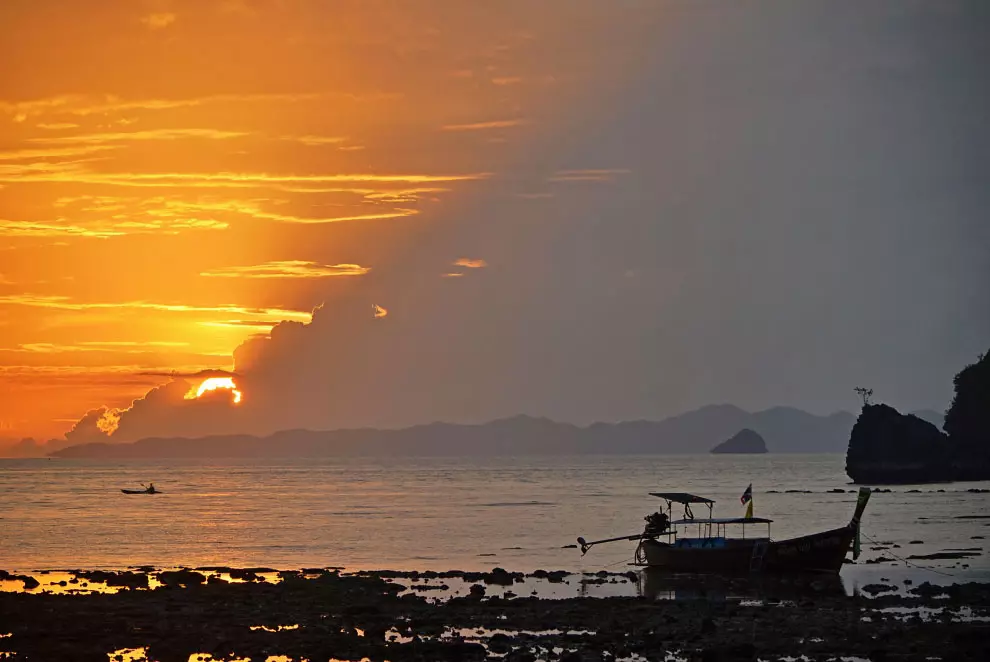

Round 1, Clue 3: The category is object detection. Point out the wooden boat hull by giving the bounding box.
[638,525,855,574]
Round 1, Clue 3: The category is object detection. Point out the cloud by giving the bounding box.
[548,169,630,182]
[61,378,245,445]
[491,77,522,86]
[0,293,312,322]
[0,146,115,161]
[284,135,349,146]
[453,258,488,269]
[36,123,80,130]
[199,320,280,332]
[235,207,419,225]
[11,341,190,354]
[441,272,464,278]
[361,187,450,202]
[0,93,324,120]
[0,215,228,238]
[0,219,125,238]
[125,198,420,225]
[0,168,490,189]
[141,13,177,30]
[201,261,370,279]
[53,302,392,443]
[442,119,527,131]
[32,128,248,144]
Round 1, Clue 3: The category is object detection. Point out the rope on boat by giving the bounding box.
[860,531,957,578]
[603,556,635,569]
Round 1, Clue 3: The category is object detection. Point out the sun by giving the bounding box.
[185,376,243,404]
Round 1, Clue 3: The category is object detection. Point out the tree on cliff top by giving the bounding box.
[944,349,990,476]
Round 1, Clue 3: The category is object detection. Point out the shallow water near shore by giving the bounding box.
[2,454,989,579]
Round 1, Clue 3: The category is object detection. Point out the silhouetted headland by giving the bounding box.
[845,404,951,483]
[49,404,855,459]
[846,349,990,483]
[710,428,768,454]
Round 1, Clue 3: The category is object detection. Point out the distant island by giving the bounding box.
[49,404,857,459]
[711,428,767,454]
[846,349,989,484]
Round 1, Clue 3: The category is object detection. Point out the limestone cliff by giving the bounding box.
[845,404,951,484]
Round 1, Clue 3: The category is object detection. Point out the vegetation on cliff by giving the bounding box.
[945,350,990,480]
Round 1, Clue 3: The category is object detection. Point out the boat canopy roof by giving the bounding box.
[671,517,773,525]
[649,492,715,504]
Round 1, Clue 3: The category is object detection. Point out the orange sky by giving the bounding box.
[4,2,986,449]
[0,1,658,441]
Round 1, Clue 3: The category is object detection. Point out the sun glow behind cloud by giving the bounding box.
[186,377,242,404]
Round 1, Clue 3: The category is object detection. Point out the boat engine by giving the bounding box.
[643,511,669,537]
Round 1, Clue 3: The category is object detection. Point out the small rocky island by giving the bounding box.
[711,428,768,454]
[846,349,989,484]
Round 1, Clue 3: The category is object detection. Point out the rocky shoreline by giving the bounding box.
[2,566,989,661]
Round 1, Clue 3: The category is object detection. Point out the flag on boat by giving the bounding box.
[740,484,752,505]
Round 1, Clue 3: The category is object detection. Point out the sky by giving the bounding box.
[1,1,988,450]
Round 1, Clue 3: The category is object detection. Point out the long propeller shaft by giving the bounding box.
[577,533,644,555]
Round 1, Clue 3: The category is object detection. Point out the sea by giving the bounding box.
[2,454,989,586]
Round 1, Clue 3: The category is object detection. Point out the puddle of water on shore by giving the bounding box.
[248,624,300,633]
[0,569,283,595]
[870,605,990,623]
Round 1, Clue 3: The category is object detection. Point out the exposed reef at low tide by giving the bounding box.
[2,566,989,661]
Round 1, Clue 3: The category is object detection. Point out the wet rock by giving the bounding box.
[228,568,261,581]
[156,569,206,587]
[864,556,895,564]
[488,632,514,654]
[861,584,897,595]
[483,567,520,586]
[75,570,149,589]
[907,551,980,560]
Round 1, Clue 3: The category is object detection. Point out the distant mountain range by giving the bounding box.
[45,403,923,459]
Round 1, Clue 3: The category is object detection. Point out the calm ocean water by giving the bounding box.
[2,454,988,579]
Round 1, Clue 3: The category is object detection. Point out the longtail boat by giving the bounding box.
[577,487,871,574]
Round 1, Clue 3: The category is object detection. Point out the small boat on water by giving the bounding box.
[578,487,871,574]
[121,484,160,495]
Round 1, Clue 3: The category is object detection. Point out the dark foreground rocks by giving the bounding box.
[2,570,990,661]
